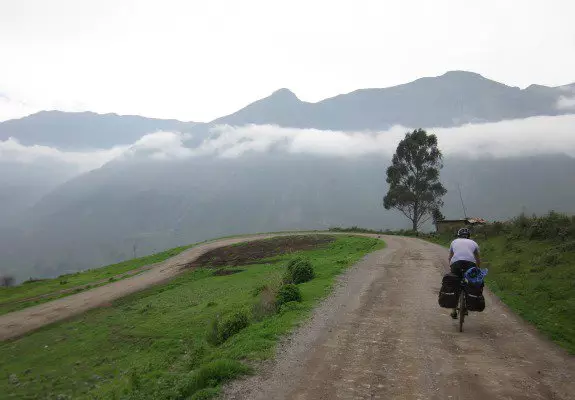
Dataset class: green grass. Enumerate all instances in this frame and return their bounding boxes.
[0,235,384,399]
[0,231,328,316]
[0,245,195,316]
[429,233,575,354]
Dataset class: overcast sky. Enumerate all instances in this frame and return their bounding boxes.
[1,0,574,122]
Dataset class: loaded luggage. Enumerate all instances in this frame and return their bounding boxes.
[438,273,461,308]
[464,267,487,312]
[465,282,486,312]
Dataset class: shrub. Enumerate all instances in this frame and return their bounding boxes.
[190,387,220,400]
[510,211,574,241]
[177,359,251,398]
[206,318,221,346]
[252,286,277,321]
[555,241,575,253]
[276,284,302,307]
[541,252,562,267]
[532,251,562,268]
[207,311,250,346]
[284,257,315,284]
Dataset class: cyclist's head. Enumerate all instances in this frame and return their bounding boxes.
[457,227,471,239]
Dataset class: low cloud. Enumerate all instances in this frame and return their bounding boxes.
[3,115,575,176]
[557,96,575,110]
[0,137,127,172]
[123,131,194,160]
[198,115,575,159]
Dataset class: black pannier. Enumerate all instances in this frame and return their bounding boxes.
[438,273,461,308]
[465,283,486,312]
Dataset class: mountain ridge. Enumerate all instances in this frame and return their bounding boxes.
[2,70,575,148]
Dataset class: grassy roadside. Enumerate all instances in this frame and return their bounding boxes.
[0,231,329,316]
[427,213,575,354]
[0,245,194,315]
[0,235,384,399]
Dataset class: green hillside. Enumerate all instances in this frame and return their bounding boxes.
[0,235,383,399]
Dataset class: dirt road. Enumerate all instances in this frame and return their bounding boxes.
[224,236,575,400]
[0,233,298,341]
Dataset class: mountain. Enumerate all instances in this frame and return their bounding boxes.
[1,71,574,149]
[3,151,575,282]
[0,110,199,148]
[213,71,575,130]
[2,70,575,282]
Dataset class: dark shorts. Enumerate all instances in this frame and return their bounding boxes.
[450,260,476,278]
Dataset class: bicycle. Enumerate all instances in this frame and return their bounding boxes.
[457,279,468,332]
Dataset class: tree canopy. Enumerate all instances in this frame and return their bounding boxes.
[383,129,447,231]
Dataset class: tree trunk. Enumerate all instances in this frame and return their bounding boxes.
[412,202,419,232]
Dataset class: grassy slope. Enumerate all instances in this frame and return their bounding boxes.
[0,231,325,315]
[430,234,575,354]
[0,245,193,315]
[0,235,384,399]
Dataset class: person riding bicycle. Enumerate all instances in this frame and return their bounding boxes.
[449,227,481,319]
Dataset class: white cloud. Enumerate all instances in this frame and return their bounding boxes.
[2,115,575,178]
[557,96,575,110]
[123,131,193,160]
[0,137,127,172]
[197,115,575,159]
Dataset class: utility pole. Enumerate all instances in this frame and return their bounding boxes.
[457,183,468,219]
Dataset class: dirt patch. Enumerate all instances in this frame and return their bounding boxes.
[185,235,335,269]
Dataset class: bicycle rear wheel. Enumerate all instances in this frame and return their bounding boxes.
[458,290,466,332]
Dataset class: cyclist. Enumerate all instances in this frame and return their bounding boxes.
[449,227,481,319]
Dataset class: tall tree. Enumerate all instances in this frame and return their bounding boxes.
[383,129,447,231]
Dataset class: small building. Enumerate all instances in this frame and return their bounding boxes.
[435,217,487,235]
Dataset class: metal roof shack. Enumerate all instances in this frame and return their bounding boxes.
[435,217,486,233]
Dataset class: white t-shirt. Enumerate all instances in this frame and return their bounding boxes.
[450,238,479,264]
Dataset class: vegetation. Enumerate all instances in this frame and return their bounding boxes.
[431,211,575,353]
[276,284,303,307]
[0,235,384,399]
[207,311,250,346]
[383,128,447,231]
[283,257,315,284]
[0,245,195,315]
[328,226,434,238]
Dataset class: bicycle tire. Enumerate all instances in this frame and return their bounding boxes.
[458,290,465,332]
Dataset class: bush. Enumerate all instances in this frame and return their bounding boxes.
[206,318,221,346]
[190,387,220,400]
[284,257,315,284]
[252,285,277,321]
[177,359,251,398]
[555,241,575,253]
[276,284,302,307]
[510,211,574,241]
[541,252,562,267]
[207,311,250,346]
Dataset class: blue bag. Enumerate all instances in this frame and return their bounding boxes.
[464,267,488,285]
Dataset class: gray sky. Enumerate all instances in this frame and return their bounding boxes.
[1,0,574,122]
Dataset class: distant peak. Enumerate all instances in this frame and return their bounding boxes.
[269,88,299,99]
[440,70,485,79]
